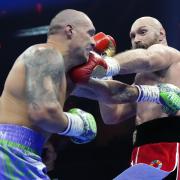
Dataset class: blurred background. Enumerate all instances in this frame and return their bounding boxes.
[0,0,179,179]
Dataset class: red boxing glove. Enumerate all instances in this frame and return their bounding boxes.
[93,32,116,57]
[69,51,108,83]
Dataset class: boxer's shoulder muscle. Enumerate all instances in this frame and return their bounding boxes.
[5,44,64,96]
[148,44,180,59]
[22,45,65,103]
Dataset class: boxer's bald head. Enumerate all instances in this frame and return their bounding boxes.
[47,9,96,67]
[131,17,163,32]
[48,9,94,36]
[130,16,167,49]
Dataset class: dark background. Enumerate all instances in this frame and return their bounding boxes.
[0,0,180,179]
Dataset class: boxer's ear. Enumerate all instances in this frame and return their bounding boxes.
[65,25,73,39]
[159,28,166,42]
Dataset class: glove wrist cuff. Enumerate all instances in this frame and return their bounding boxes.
[58,112,84,137]
[135,85,160,103]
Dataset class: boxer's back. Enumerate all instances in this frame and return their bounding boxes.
[0,53,30,126]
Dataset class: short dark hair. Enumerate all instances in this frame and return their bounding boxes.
[48,25,62,36]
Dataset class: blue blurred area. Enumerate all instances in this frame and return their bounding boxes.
[0,0,179,49]
[163,0,180,49]
[0,0,85,13]
[0,0,96,30]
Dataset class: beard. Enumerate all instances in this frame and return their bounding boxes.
[132,34,159,49]
[133,42,148,49]
[132,40,158,49]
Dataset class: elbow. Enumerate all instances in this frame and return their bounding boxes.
[28,102,61,124]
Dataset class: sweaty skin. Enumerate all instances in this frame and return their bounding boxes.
[0,9,96,141]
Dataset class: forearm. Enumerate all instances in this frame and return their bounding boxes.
[41,112,68,133]
[29,102,69,133]
[85,78,139,104]
[71,85,98,100]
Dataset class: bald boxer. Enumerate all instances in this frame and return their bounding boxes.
[70,17,180,179]
[0,9,109,179]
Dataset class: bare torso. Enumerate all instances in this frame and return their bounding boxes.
[135,63,180,125]
[0,44,74,140]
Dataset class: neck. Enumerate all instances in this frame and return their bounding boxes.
[47,36,67,53]
[160,38,168,46]
[47,36,73,72]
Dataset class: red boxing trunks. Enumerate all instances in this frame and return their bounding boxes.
[131,116,180,179]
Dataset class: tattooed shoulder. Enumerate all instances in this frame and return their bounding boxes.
[23,46,64,103]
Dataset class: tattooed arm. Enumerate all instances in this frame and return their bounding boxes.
[73,78,138,103]
[24,46,68,133]
[73,78,137,123]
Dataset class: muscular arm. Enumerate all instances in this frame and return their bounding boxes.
[24,46,68,133]
[73,78,138,104]
[72,78,137,124]
[113,44,180,74]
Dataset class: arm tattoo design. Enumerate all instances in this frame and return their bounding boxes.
[23,47,63,107]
